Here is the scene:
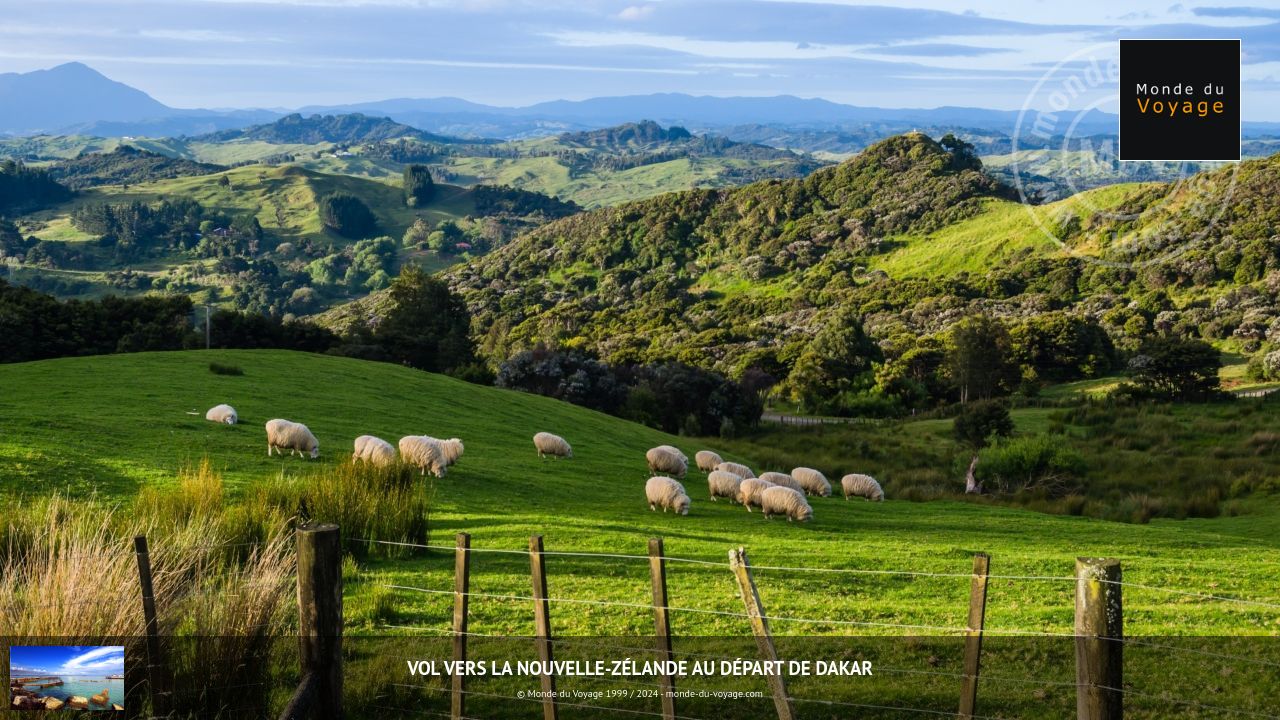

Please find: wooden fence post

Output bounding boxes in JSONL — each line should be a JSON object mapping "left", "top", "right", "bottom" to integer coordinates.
{"left": 728, "top": 547, "right": 795, "bottom": 720}
{"left": 958, "top": 552, "right": 990, "bottom": 719}
{"left": 452, "top": 533, "right": 471, "bottom": 720}
{"left": 529, "top": 535, "right": 558, "bottom": 720}
{"left": 134, "top": 535, "right": 169, "bottom": 717}
{"left": 1075, "top": 558, "right": 1122, "bottom": 720}
{"left": 297, "top": 523, "right": 343, "bottom": 720}
{"left": 648, "top": 538, "right": 677, "bottom": 720}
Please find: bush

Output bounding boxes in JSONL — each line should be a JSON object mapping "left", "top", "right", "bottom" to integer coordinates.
{"left": 971, "top": 435, "right": 1087, "bottom": 496}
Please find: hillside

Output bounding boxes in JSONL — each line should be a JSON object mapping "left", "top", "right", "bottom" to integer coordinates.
{"left": 48, "top": 145, "right": 225, "bottom": 189}
{"left": 1, "top": 349, "right": 1277, "bottom": 646}
{"left": 6, "top": 164, "right": 563, "bottom": 309}
{"left": 0, "top": 62, "right": 171, "bottom": 134}
{"left": 196, "top": 113, "right": 473, "bottom": 145}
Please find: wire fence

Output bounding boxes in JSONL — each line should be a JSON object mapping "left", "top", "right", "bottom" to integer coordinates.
{"left": 356, "top": 534, "right": 1280, "bottom": 720}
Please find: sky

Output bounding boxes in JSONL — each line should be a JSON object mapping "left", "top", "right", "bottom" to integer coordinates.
{"left": 0, "top": 0, "right": 1278, "bottom": 117}
{"left": 9, "top": 646, "right": 126, "bottom": 676}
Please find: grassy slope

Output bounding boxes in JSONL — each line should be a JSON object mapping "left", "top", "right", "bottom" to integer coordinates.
{"left": 0, "top": 350, "right": 1277, "bottom": 643}
{"left": 868, "top": 183, "right": 1152, "bottom": 278}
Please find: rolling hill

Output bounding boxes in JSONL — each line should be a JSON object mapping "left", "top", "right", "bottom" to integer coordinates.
{"left": 0, "top": 348, "right": 1276, "bottom": 648}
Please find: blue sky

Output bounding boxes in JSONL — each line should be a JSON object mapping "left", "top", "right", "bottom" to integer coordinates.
{"left": 9, "top": 646, "right": 125, "bottom": 676}
{"left": 0, "top": 1, "right": 1278, "bottom": 117}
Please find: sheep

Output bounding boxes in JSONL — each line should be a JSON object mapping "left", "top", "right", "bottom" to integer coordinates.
{"left": 791, "top": 467, "right": 832, "bottom": 497}
{"left": 759, "top": 471, "right": 804, "bottom": 493}
{"left": 737, "top": 477, "right": 776, "bottom": 512}
{"left": 439, "top": 438, "right": 465, "bottom": 466}
{"left": 399, "top": 435, "right": 449, "bottom": 477}
{"left": 656, "top": 445, "right": 689, "bottom": 463}
{"left": 205, "top": 404, "right": 238, "bottom": 425}
{"left": 707, "top": 470, "right": 743, "bottom": 503}
{"left": 265, "top": 419, "right": 319, "bottom": 459}
{"left": 695, "top": 450, "right": 723, "bottom": 473}
{"left": 716, "top": 461, "right": 756, "bottom": 479}
{"left": 760, "top": 486, "right": 814, "bottom": 522}
{"left": 645, "top": 476, "right": 691, "bottom": 515}
{"left": 646, "top": 446, "right": 688, "bottom": 478}
{"left": 841, "top": 473, "right": 884, "bottom": 502}
{"left": 353, "top": 435, "right": 396, "bottom": 467}
{"left": 533, "top": 432, "right": 573, "bottom": 459}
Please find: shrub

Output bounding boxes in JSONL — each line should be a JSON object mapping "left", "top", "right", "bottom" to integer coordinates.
{"left": 971, "top": 435, "right": 1087, "bottom": 496}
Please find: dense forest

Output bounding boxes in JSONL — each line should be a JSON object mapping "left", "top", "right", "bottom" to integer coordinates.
{"left": 0, "top": 160, "right": 72, "bottom": 214}
{"left": 449, "top": 132, "right": 1280, "bottom": 415}
{"left": 49, "top": 146, "right": 225, "bottom": 189}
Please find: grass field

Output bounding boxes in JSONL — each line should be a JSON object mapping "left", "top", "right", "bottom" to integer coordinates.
{"left": 3, "top": 350, "right": 1277, "bottom": 718}
{"left": 1, "top": 349, "right": 1277, "bottom": 642}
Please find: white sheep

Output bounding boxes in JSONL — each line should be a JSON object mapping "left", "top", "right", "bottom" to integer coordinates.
{"left": 265, "top": 419, "right": 319, "bottom": 459}
{"left": 353, "top": 435, "right": 396, "bottom": 467}
{"left": 695, "top": 450, "right": 723, "bottom": 473}
{"left": 737, "top": 477, "right": 776, "bottom": 512}
{"left": 645, "top": 476, "right": 691, "bottom": 515}
{"left": 439, "top": 438, "right": 465, "bottom": 466}
{"left": 841, "top": 473, "right": 884, "bottom": 502}
{"left": 205, "top": 404, "right": 238, "bottom": 425}
{"left": 760, "top": 486, "right": 813, "bottom": 522}
{"left": 716, "top": 461, "right": 755, "bottom": 479}
{"left": 399, "top": 435, "right": 448, "bottom": 477}
{"left": 707, "top": 470, "right": 743, "bottom": 503}
{"left": 646, "top": 446, "right": 688, "bottom": 478}
{"left": 533, "top": 432, "right": 573, "bottom": 459}
{"left": 791, "top": 467, "right": 832, "bottom": 497}
{"left": 656, "top": 445, "right": 689, "bottom": 463}
{"left": 759, "top": 471, "right": 804, "bottom": 493}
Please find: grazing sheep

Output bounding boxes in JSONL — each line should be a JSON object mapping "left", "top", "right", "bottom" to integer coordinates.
{"left": 205, "top": 404, "right": 238, "bottom": 425}
{"left": 791, "top": 467, "right": 832, "bottom": 497}
{"left": 353, "top": 435, "right": 396, "bottom": 467}
{"left": 656, "top": 445, "right": 689, "bottom": 463}
{"left": 533, "top": 432, "right": 573, "bottom": 459}
{"left": 439, "top": 438, "right": 465, "bottom": 466}
{"left": 707, "top": 470, "right": 743, "bottom": 503}
{"left": 399, "top": 435, "right": 449, "bottom": 477}
{"left": 841, "top": 474, "right": 884, "bottom": 502}
{"left": 760, "top": 486, "right": 814, "bottom": 522}
{"left": 759, "top": 471, "right": 804, "bottom": 493}
{"left": 645, "top": 476, "right": 691, "bottom": 515}
{"left": 716, "top": 461, "right": 756, "bottom": 479}
{"left": 695, "top": 450, "right": 724, "bottom": 473}
{"left": 646, "top": 446, "right": 688, "bottom": 478}
{"left": 737, "top": 477, "right": 776, "bottom": 512}
{"left": 265, "top": 419, "right": 319, "bottom": 459}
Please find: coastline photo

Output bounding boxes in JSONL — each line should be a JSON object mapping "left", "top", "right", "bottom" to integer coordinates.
{"left": 8, "top": 646, "right": 125, "bottom": 712}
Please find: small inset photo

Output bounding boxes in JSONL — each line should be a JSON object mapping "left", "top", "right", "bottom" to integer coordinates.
{"left": 9, "top": 646, "right": 125, "bottom": 712}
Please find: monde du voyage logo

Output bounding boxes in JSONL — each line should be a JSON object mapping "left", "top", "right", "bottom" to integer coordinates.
{"left": 1120, "top": 39, "right": 1241, "bottom": 161}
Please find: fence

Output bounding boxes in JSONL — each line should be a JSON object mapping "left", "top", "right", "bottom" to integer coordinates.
{"left": 346, "top": 533, "right": 1280, "bottom": 720}
{"left": 103, "top": 526, "right": 1279, "bottom": 719}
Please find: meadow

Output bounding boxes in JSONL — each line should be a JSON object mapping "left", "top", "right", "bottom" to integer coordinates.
{"left": 2, "top": 350, "right": 1278, "bottom": 717}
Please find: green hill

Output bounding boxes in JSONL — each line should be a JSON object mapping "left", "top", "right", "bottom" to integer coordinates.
{"left": 48, "top": 145, "right": 225, "bottom": 189}
{"left": 0, "top": 349, "right": 1277, "bottom": 643}
{"left": 195, "top": 112, "right": 473, "bottom": 145}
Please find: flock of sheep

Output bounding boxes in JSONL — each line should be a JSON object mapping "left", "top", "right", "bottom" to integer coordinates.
{"left": 641, "top": 446, "right": 883, "bottom": 523}
{"left": 206, "top": 404, "right": 465, "bottom": 476}
{"left": 203, "top": 407, "right": 881, "bottom": 524}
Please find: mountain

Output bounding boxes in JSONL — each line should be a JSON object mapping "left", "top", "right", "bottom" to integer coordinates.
{"left": 0, "top": 63, "right": 173, "bottom": 134}
{"left": 195, "top": 113, "right": 472, "bottom": 145}
{"left": 48, "top": 146, "right": 226, "bottom": 190}
{"left": 444, "top": 132, "right": 1280, "bottom": 407}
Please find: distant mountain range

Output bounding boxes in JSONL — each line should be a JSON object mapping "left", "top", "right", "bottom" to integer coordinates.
{"left": 5, "top": 62, "right": 1280, "bottom": 144}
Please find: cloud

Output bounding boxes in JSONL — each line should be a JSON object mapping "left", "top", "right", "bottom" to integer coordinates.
{"left": 1192, "top": 6, "right": 1280, "bottom": 19}
{"left": 618, "top": 5, "right": 653, "bottom": 21}
{"left": 868, "top": 43, "right": 1015, "bottom": 57}
{"left": 60, "top": 647, "right": 125, "bottom": 675}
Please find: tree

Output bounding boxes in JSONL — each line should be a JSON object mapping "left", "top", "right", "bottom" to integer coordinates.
{"left": 953, "top": 399, "right": 1014, "bottom": 493}
{"left": 787, "top": 307, "right": 881, "bottom": 412}
{"left": 403, "top": 164, "right": 434, "bottom": 207}
{"left": 944, "top": 314, "right": 1020, "bottom": 403}
{"left": 318, "top": 192, "right": 377, "bottom": 239}
{"left": 1127, "top": 336, "right": 1221, "bottom": 401}
{"left": 373, "top": 265, "right": 476, "bottom": 372}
